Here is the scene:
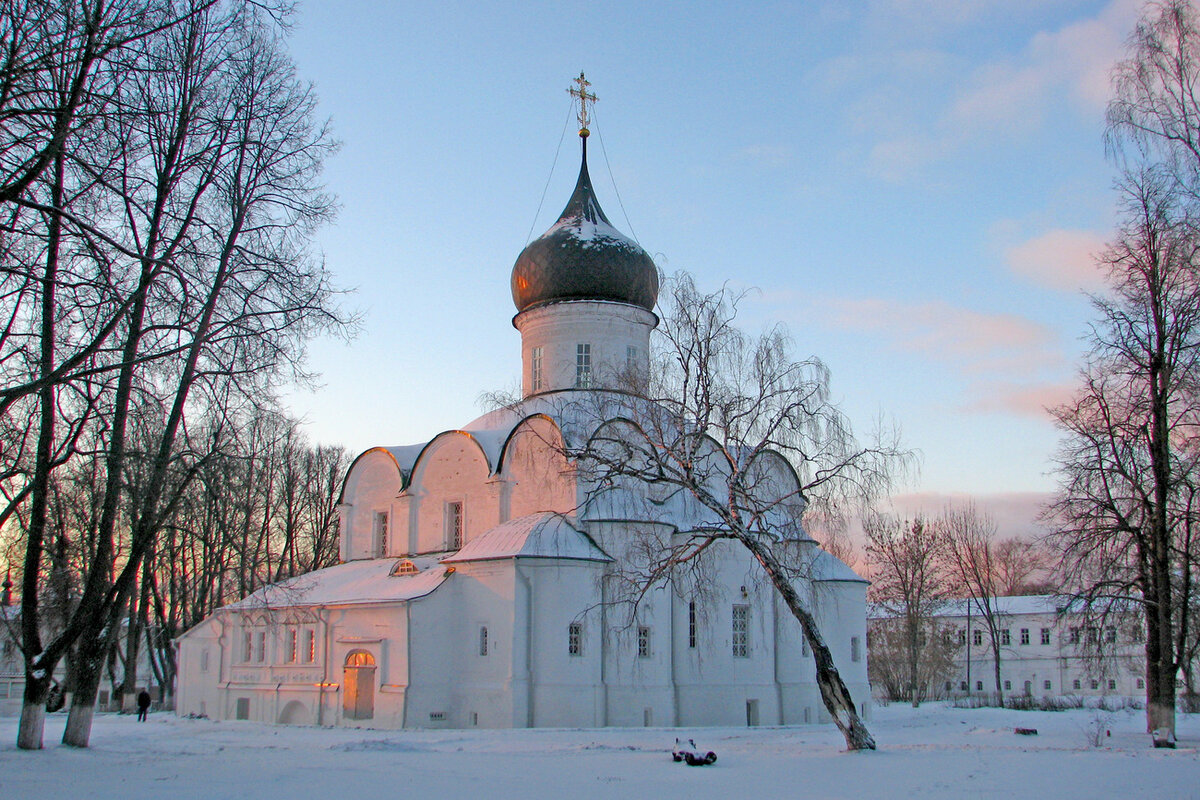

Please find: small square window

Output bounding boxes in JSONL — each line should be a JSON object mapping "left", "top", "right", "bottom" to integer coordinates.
{"left": 975, "top": 680, "right": 983, "bottom": 691}
{"left": 568, "top": 622, "right": 582, "bottom": 656}
{"left": 1108, "top": 679, "right": 1116, "bottom": 691}
{"left": 637, "top": 626, "right": 651, "bottom": 658}
{"left": 1137, "top": 678, "right": 1145, "bottom": 689}
{"left": 1073, "top": 679, "right": 1081, "bottom": 690}
{"left": 1090, "top": 680, "right": 1099, "bottom": 690}
{"left": 1044, "top": 680, "right": 1052, "bottom": 691}
{"left": 1004, "top": 680, "right": 1011, "bottom": 691}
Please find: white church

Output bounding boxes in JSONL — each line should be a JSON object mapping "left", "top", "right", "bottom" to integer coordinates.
{"left": 176, "top": 84, "right": 870, "bottom": 730}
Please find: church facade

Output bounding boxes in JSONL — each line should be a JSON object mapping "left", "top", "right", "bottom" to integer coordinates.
{"left": 175, "top": 102, "right": 870, "bottom": 730}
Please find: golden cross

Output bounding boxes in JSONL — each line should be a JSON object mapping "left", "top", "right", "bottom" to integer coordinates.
{"left": 568, "top": 71, "right": 597, "bottom": 135}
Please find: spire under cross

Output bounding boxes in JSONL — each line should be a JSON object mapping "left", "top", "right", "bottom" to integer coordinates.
{"left": 568, "top": 72, "right": 597, "bottom": 137}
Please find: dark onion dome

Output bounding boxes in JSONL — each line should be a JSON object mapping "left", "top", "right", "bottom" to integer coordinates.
{"left": 511, "top": 145, "right": 658, "bottom": 313}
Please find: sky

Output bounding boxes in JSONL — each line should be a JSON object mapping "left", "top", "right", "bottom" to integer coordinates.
{"left": 278, "top": 0, "right": 1146, "bottom": 537}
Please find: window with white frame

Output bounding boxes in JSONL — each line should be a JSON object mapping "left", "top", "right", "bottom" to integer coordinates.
{"left": 975, "top": 680, "right": 983, "bottom": 691}
{"left": 568, "top": 622, "right": 582, "bottom": 656}
{"left": 958, "top": 629, "right": 966, "bottom": 646}
{"left": 1000, "top": 629, "right": 1011, "bottom": 646}
{"left": 479, "top": 626, "right": 488, "bottom": 657}
{"left": 1073, "top": 678, "right": 1081, "bottom": 690}
{"left": 1023, "top": 680, "right": 1032, "bottom": 694}
{"left": 1004, "top": 680, "right": 1011, "bottom": 691}
{"left": 973, "top": 629, "right": 983, "bottom": 647}
{"left": 850, "top": 636, "right": 861, "bottom": 663}
{"left": 1090, "top": 679, "right": 1099, "bottom": 690}
{"left": 531, "top": 346, "right": 543, "bottom": 392}
{"left": 446, "top": 501, "right": 464, "bottom": 549}
{"left": 637, "top": 626, "right": 651, "bottom": 658}
{"left": 1137, "top": 677, "right": 1145, "bottom": 689}
{"left": 1108, "top": 679, "right": 1116, "bottom": 690}
{"left": 732, "top": 604, "right": 750, "bottom": 658}
{"left": 1020, "top": 628, "right": 1030, "bottom": 645}
{"left": 305, "top": 629, "right": 316, "bottom": 663}
{"left": 575, "top": 343, "right": 592, "bottom": 388}
{"left": 1043, "top": 680, "right": 1052, "bottom": 691}
{"left": 288, "top": 629, "right": 298, "bottom": 663}
{"left": 1041, "top": 627, "right": 1051, "bottom": 645}
{"left": 243, "top": 631, "right": 253, "bottom": 663}
{"left": 254, "top": 630, "right": 266, "bottom": 663}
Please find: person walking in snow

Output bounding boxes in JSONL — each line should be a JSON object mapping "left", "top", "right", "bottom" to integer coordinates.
{"left": 137, "top": 689, "right": 151, "bottom": 722}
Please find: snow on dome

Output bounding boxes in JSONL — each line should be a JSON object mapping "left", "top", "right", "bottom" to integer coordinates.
{"left": 511, "top": 148, "right": 658, "bottom": 313}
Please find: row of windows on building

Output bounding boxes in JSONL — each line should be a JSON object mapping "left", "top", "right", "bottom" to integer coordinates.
{"left": 370, "top": 500, "right": 465, "bottom": 558}
{"left": 529, "top": 344, "right": 640, "bottom": 393}
{"left": 472, "top": 603, "right": 862, "bottom": 663}
{"left": 239, "top": 626, "right": 318, "bottom": 666}
{"left": 948, "top": 677, "right": 1144, "bottom": 694}
{"left": 950, "top": 625, "right": 1132, "bottom": 648}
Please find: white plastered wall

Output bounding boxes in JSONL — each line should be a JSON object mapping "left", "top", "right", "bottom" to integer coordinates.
{"left": 514, "top": 300, "right": 656, "bottom": 395}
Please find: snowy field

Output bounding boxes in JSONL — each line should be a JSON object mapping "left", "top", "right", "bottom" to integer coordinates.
{"left": 1, "top": 703, "right": 1197, "bottom": 799}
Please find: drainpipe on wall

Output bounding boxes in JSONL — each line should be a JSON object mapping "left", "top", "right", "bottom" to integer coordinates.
{"left": 517, "top": 561, "right": 534, "bottom": 727}
{"left": 317, "top": 609, "right": 330, "bottom": 726}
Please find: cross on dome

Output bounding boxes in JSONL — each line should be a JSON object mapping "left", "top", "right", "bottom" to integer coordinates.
{"left": 568, "top": 71, "right": 597, "bottom": 137}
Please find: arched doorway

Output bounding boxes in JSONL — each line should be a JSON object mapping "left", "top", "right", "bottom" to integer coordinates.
{"left": 343, "top": 650, "right": 376, "bottom": 721}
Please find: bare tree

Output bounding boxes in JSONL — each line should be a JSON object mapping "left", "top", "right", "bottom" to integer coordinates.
{"left": 1048, "top": 0, "right": 1200, "bottom": 740}
{"left": 938, "top": 503, "right": 1008, "bottom": 704}
{"left": 1048, "top": 168, "right": 1200, "bottom": 739}
{"left": 991, "top": 537, "right": 1052, "bottom": 596}
{"left": 539, "top": 272, "right": 909, "bottom": 751}
{"left": 863, "top": 513, "right": 948, "bottom": 706}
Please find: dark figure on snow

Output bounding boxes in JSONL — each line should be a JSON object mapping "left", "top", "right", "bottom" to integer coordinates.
{"left": 137, "top": 689, "right": 151, "bottom": 722}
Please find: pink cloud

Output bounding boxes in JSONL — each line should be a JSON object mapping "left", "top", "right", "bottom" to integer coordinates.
{"left": 1007, "top": 229, "right": 1109, "bottom": 291}
{"left": 821, "top": 297, "right": 1061, "bottom": 375}
{"left": 963, "top": 381, "right": 1076, "bottom": 418}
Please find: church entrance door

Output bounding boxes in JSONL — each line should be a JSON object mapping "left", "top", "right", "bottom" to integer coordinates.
{"left": 343, "top": 651, "right": 376, "bottom": 720}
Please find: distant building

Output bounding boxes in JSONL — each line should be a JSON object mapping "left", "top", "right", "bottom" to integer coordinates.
{"left": 868, "top": 595, "right": 1147, "bottom": 703}
{"left": 175, "top": 88, "right": 870, "bottom": 731}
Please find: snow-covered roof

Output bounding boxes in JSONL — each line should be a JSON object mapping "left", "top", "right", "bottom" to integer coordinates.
{"left": 225, "top": 556, "right": 449, "bottom": 611}
{"left": 442, "top": 512, "right": 612, "bottom": 564}
{"left": 809, "top": 548, "right": 868, "bottom": 584}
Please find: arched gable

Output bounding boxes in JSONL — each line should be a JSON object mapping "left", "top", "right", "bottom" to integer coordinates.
{"left": 407, "top": 430, "right": 494, "bottom": 554}
{"left": 499, "top": 414, "right": 576, "bottom": 519}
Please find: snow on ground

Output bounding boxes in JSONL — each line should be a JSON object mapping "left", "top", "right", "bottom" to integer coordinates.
{"left": 1, "top": 703, "right": 1197, "bottom": 799}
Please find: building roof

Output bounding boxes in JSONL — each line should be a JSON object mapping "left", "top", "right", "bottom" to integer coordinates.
{"left": 510, "top": 143, "right": 658, "bottom": 314}
{"left": 225, "top": 556, "right": 449, "bottom": 611}
{"left": 442, "top": 512, "right": 612, "bottom": 564}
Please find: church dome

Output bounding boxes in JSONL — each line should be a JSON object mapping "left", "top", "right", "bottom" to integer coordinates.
{"left": 511, "top": 145, "right": 658, "bottom": 313}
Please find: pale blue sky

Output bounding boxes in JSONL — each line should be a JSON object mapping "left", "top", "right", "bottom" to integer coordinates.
{"left": 281, "top": 0, "right": 1142, "bottom": 525}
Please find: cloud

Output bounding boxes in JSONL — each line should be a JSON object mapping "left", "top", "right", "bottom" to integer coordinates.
{"left": 1006, "top": 229, "right": 1109, "bottom": 291}
{"left": 865, "top": 0, "right": 1141, "bottom": 180}
{"left": 819, "top": 297, "right": 1062, "bottom": 375}
{"left": 888, "top": 490, "right": 1054, "bottom": 537}
{"left": 963, "top": 380, "right": 1075, "bottom": 418}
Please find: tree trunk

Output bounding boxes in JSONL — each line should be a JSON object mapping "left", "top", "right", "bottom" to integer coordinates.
{"left": 743, "top": 535, "right": 875, "bottom": 750}
{"left": 16, "top": 675, "right": 51, "bottom": 750}
{"left": 62, "top": 627, "right": 108, "bottom": 747}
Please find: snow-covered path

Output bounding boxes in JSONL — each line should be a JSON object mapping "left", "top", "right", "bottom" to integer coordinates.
{"left": 2, "top": 703, "right": 1196, "bottom": 799}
